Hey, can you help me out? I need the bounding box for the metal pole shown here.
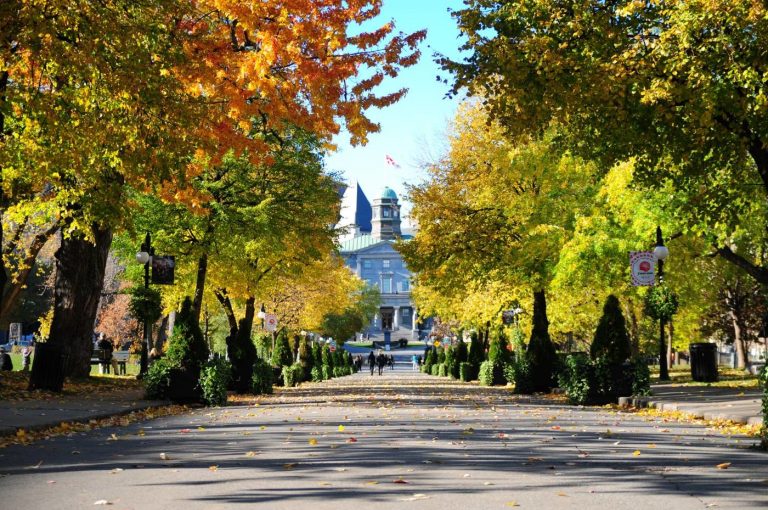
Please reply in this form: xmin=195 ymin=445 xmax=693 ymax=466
xmin=139 ymin=232 xmax=151 ymax=376
xmin=657 ymin=226 xmax=670 ymax=381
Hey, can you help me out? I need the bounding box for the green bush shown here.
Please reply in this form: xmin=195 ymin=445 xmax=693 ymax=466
xmin=200 ymin=358 xmax=233 ymax=406
xmin=468 ymin=332 xmax=484 ymax=368
xmin=459 ymin=362 xmax=474 ymax=382
xmin=758 ymin=364 xmax=767 ymax=449
xmin=128 ymin=286 xmax=162 ymax=324
xmin=502 ymin=362 xmax=516 ymax=387
xmin=510 ymin=356 xmax=535 ymax=394
xmin=438 ymin=363 xmax=448 ymax=377
xmin=558 ymin=353 xmax=592 ymax=405
xmin=424 ymin=348 xmax=436 ymax=372
xmin=632 ymin=358 xmax=652 ymax=397
xmin=591 ymin=295 xmax=631 ymax=365
xmin=251 ymin=358 xmax=274 ymax=395
xmin=455 ymin=340 xmax=468 ymax=363
xmin=311 ymin=366 xmax=323 ymax=382
xmin=448 ymin=361 xmax=460 ymax=379
xmin=282 ymin=364 xmax=298 ymax=388
xmin=437 ymin=347 xmax=446 ymax=364
xmin=165 ymin=297 xmax=209 ymax=376
xmin=144 ymin=358 xmax=179 ymax=400
xmin=478 ymin=360 xmax=495 ymax=386
xmin=322 ymin=364 xmax=332 ymax=380
xmin=525 ymin=292 xmax=556 ymax=393
xmin=430 ymin=364 xmax=439 ymax=376
xmin=321 ymin=344 xmax=333 ymax=368
xmin=272 ymin=332 xmax=293 ymax=368
xmin=254 ymin=334 xmax=272 ymax=361
xmin=311 ymin=342 xmax=323 ymax=367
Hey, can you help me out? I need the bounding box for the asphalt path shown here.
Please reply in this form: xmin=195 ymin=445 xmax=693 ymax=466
xmin=1 ymin=370 xmax=766 ymax=509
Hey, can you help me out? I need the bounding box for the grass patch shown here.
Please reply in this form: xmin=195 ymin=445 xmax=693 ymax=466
xmin=0 ymin=370 xmax=142 ymax=401
xmin=649 ymin=366 xmax=758 ymax=388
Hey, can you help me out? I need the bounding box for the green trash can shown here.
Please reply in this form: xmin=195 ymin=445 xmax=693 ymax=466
xmin=689 ymin=343 xmax=718 ymax=382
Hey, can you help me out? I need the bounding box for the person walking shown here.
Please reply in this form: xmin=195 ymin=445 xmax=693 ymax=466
xmin=21 ymin=347 xmax=31 ymax=371
xmin=411 ymin=354 xmax=419 ymax=371
xmin=376 ymin=352 xmax=386 ymax=376
xmin=368 ymin=350 xmax=375 ymax=376
xmin=388 ymin=354 xmax=394 ymax=370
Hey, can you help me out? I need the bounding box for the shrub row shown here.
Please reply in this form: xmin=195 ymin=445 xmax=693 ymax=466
xmin=557 ymin=354 xmax=650 ymax=405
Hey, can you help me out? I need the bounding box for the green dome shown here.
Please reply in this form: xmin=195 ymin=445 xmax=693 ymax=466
xmin=381 ymin=187 xmax=398 ymax=200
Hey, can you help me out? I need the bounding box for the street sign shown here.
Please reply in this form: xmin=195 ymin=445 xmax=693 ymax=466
xmin=9 ymin=323 xmax=21 ymax=343
xmin=264 ymin=313 xmax=278 ymax=332
xmin=629 ymin=251 xmax=655 ymax=286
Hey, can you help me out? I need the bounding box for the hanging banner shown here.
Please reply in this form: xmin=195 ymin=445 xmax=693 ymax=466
xmin=264 ymin=313 xmax=278 ymax=332
xmin=629 ymin=251 xmax=655 ymax=286
xmin=151 ymin=256 xmax=175 ymax=285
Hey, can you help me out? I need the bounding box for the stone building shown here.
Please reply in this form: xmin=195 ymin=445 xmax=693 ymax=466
xmin=337 ymin=182 xmax=430 ymax=340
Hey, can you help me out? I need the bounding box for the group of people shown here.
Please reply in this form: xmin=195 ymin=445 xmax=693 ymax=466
xmin=367 ymin=351 xmax=394 ymax=375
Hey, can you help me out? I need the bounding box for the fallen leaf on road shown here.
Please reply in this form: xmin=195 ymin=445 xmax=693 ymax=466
xmin=179 ymin=429 xmax=190 ymax=434
xmin=159 ymin=453 xmax=170 ymax=460
xmin=93 ymin=500 xmax=112 ymax=505
xmin=364 ymin=481 xmax=379 ymax=485
xmin=393 ymin=479 xmax=409 ymax=484
xmin=505 ymin=502 xmax=520 ymax=507
xmin=308 ymin=438 xmax=318 ymax=446
xmin=716 ymin=463 xmax=732 ymax=470
xmin=400 ymin=494 xmax=430 ymax=501
xmin=338 ymin=425 xmax=346 ymax=432
xmin=209 ymin=465 xmax=218 ymax=471
xmin=632 ymin=450 xmax=641 ymax=456
xmin=245 ymin=451 xmax=258 ymax=457
xmin=346 ymin=437 xmax=358 ymax=443
xmin=283 ymin=463 xmax=298 ymax=470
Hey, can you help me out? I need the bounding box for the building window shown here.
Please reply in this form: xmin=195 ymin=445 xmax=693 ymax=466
xmin=383 ymin=208 xmax=391 ymax=218
xmin=363 ymin=260 xmax=372 ymax=269
xmin=382 ymin=259 xmax=390 ymax=269
xmin=382 ymin=278 xmax=392 ymax=293
xmin=400 ymin=280 xmax=409 ymax=292
xmin=401 ymin=307 xmax=410 ymax=318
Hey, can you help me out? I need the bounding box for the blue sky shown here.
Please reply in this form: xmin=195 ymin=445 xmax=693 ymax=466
xmin=325 ymin=0 xmax=466 ymax=223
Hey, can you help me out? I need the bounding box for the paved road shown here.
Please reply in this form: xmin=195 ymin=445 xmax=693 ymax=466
xmin=1 ymin=371 xmax=766 ymax=509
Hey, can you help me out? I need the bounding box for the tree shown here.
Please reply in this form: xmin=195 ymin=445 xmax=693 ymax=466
xmin=526 ymin=290 xmax=557 ymax=393
xmin=591 ymin=295 xmax=631 ymax=366
xmin=443 ymin=0 xmax=768 ymax=285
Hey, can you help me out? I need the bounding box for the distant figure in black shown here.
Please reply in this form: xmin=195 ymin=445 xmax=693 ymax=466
xmin=0 ymin=347 xmax=13 ymax=371
xmin=388 ymin=354 xmax=394 ymax=370
xmin=368 ymin=351 xmax=375 ymax=375
xmin=376 ymin=352 xmax=386 ymax=375
xmin=97 ymin=335 xmax=114 ymax=374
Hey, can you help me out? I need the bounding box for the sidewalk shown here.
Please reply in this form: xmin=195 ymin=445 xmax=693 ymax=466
xmin=619 ymin=384 xmax=764 ymax=425
xmin=0 ymin=388 xmax=170 ymax=435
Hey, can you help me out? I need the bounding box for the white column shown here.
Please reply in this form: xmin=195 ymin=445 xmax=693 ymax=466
xmin=394 ymin=306 xmax=400 ymax=330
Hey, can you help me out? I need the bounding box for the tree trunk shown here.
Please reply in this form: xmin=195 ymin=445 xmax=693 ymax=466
xmin=667 ymin=320 xmax=674 ymax=368
xmin=191 ymin=253 xmax=208 ymax=325
xmin=729 ymin=310 xmax=748 ymax=369
xmin=29 ymin=226 xmax=113 ymax=390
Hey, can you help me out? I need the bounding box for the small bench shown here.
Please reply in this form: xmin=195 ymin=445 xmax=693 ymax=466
xmin=90 ymin=349 xmax=129 ymax=375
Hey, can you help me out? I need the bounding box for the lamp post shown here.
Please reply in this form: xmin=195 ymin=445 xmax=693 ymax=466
xmin=654 ymin=226 xmax=670 ymax=381
xmin=135 ymin=232 xmax=154 ymax=376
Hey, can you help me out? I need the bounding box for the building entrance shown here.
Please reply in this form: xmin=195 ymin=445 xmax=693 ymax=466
xmin=380 ymin=308 xmax=394 ymax=330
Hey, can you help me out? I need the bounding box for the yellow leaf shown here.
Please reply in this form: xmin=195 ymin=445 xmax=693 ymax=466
xmin=209 ymin=465 xmax=218 ymax=471
xmin=505 ymin=502 xmax=520 ymax=507
xmin=338 ymin=425 xmax=346 ymax=432
xmin=716 ymin=462 xmax=731 ymax=470
xmin=632 ymin=450 xmax=641 ymax=456
xmin=309 ymin=438 xmax=318 ymax=446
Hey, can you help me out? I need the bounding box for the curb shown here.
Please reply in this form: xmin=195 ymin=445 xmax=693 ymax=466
xmin=618 ymin=395 xmax=763 ymax=426
xmin=0 ymin=400 xmax=175 ymax=438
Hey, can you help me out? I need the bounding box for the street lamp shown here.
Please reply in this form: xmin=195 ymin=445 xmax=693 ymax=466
xmin=654 ymin=226 xmax=670 ymax=381
xmin=135 ymin=232 xmax=154 ymax=376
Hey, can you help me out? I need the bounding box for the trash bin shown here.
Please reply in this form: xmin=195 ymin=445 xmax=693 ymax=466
xmin=28 ymin=342 xmax=67 ymax=392
xmin=689 ymin=343 xmax=718 ymax=382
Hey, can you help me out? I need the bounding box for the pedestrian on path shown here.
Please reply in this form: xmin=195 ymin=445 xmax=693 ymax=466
xmin=388 ymin=354 xmax=394 ymax=370
xmin=376 ymin=352 xmax=386 ymax=375
xmin=368 ymin=351 xmax=375 ymax=376
xmin=21 ymin=347 xmax=31 ymax=372
xmin=411 ymin=354 xmax=419 ymax=371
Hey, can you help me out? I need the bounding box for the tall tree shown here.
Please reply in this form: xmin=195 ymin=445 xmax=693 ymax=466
xmin=444 ymin=0 xmax=768 ymax=284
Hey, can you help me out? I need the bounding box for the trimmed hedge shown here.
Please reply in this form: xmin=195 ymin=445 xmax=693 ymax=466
xmin=282 ymin=363 xmax=304 ymax=388
xmin=200 ymin=357 xmax=233 ymax=406
xmin=144 ymin=358 xmax=178 ymax=400
xmin=478 ymin=361 xmax=494 ymax=386
xmin=459 ymin=362 xmax=474 ymax=382
xmin=322 ymin=364 xmax=331 ymax=381
xmin=311 ymin=366 xmax=323 ymax=382
xmin=558 ymin=353 xmax=648 ymax=405
xmin=251 ymin=358 xmax=274 ymax=395
xmin=430 ymin=364 xmax=440 ymax=376
xmin=438 ymin=363 xmax=448 ymax=377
